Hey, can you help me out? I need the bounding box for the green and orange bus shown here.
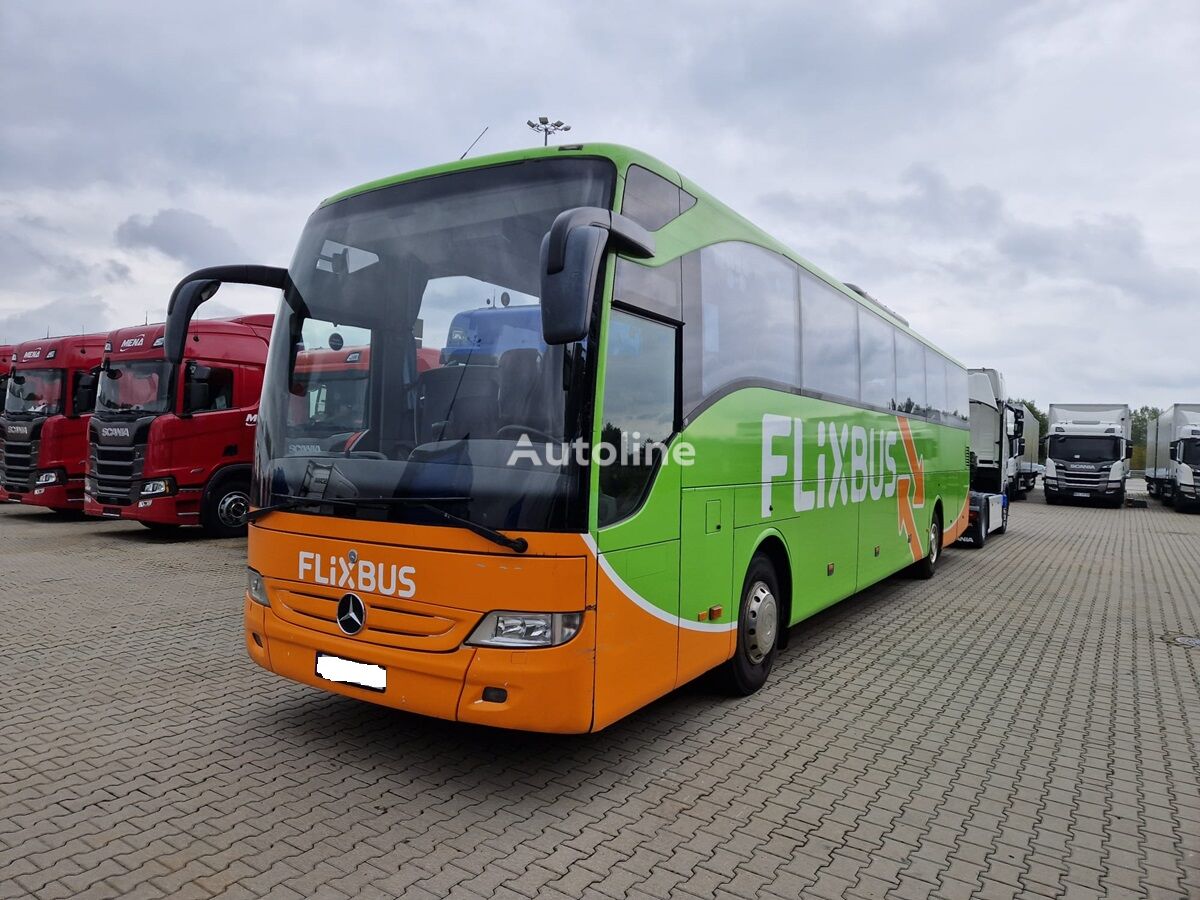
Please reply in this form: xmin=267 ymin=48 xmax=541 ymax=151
xmin=165 ymin=144 xmax=970 ymax=733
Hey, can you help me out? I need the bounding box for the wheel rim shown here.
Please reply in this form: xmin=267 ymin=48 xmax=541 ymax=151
xmin=929 ymin=521 xmax=940 ymax=563
xmin=217 ymin=490 xmax=250 ymax=528
xmin=744 ymin=581 xmax=778 ymax=665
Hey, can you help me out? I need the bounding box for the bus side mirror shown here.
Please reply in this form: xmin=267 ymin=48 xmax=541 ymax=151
xmin=539 ymin=207 xmax=654 ymax=345
xmin=71 ymin=371 xmax=98 ymax=417
xmin=165 ymin=265 xmax=289 ymax=364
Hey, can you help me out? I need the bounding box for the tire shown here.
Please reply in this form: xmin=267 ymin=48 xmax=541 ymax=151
xmin=720 ymin=554 xmax=781 ymax=696
xmin=1174 ymin=487 xmax=1192 ymax=513
xmin=1045 ymin=492 xmax=1059 ymax=506
xmin=972 ymin=507 xmax=988 ymax=549
xmin=912 ymin=509 xmax=942 ymax=580
xmin=1111 ymin=488 xmax=1126 ymax=509
xmin=201 ymin=475 xmax=251 ymax=538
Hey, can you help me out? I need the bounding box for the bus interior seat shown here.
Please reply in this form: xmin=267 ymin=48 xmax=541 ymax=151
xmin=498 ymin=348 xmax=548 ymax=434
xmin=417 ymin=364 xmax=499 ymax=442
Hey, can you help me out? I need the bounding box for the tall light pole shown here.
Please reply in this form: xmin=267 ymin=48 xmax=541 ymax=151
xmin=527 ymin=116 xmax=571 ymax=146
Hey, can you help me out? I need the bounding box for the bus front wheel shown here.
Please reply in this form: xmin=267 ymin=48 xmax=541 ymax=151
xmin=721 ymin=555 xmax=780 ymax=696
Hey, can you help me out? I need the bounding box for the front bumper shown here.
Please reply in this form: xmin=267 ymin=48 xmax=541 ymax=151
xmin=11 ymin=478 xmax=83 ymax=511
xmin=84 ymin=488 xmax=201 ymax=524
xmin=244 ymin=595 xmax=597 ymax=734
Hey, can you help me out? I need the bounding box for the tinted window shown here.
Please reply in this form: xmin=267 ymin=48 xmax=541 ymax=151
xmin=699 ymin=242 xmax=799 ymax=395
xmin=858 ymin=309 xmax=896 ymax=410
xmin=185 ymin=364 xmax=235 ymax=413
xmin=895 ymin=332 xmax=926 ymax=415
xmin=598 ymin=311 xmax=676 ymax=526
xmin=924 ymin=350 xmax=948 ymax=418
xmin=614 ymin=256 xmax=682 ymax=320
xmin=621 ymin=165 xmax=695 ymax=232
xmin=800 ymin=271 xmax=858 ymax=400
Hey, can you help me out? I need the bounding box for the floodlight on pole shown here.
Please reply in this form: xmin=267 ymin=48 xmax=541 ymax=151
xmin=527 ymin=116 xmax=572 ymax=146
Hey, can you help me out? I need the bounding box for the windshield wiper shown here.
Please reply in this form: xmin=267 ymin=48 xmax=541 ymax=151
xmin=247 ymin=494 xmax=529 ymax=553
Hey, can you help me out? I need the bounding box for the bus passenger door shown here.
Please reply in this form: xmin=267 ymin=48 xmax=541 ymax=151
xmin=592 ymin=309 xmax=682 ymax=730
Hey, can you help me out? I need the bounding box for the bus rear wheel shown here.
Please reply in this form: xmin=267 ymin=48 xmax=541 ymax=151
xmin=721 ymin=555 xmax=780 ymax=696
xmin=913 ymin=510 xmax=942 ymax=579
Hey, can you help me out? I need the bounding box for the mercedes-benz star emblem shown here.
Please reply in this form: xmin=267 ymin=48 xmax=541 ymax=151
xmin=336 ymin=593 xmax=366 ymax=635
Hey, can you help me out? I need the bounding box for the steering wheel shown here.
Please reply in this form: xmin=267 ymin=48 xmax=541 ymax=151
xmin=496 ymin=425 xmax=559 ymax=444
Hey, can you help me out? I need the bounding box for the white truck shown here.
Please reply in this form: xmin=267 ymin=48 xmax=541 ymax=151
xmin=1016 ymin=402 xmax=1041 ymax=493
xmin=1145 ymin=405 xmax=1200 ymax=512
xmin=962 ymin=368 xmax=1023 ymax=546
xmin=1043 ymin=403 xmax=1131 ymax=507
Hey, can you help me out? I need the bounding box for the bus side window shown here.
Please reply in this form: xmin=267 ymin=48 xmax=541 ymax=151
xmin=598 ymin=310 xmax=677 ymax=527
xmin=895 ymin=332 xmax=927 ymax=415
xmin=800 ymin=271 xmax=858 ymax=401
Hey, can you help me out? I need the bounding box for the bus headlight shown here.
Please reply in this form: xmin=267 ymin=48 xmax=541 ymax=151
xmin=247 ymin=568 xmax=269 ymax=606
xmin=466 ymin=611 xmax=583 ymax=648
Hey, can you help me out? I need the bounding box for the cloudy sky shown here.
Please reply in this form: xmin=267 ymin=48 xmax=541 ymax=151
xmin=2 ymin=0 xmax=1198 ymax=407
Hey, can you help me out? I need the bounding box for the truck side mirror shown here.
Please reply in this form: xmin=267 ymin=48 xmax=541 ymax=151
xmin=71 ymin=370 xmax=98 ymax=417
xmin=1169 ymin=444 xmax=1177 ymax=461
xmin=165 ymin=265 xmax=288 ymax=364
xmin=1017 ymin=437 xmax=1026 ymax=456
xmin=1012 ymin=409 xmax=1025 ymax=438
xmin=539 ymin=207 xmax=654 ymax=345
xmin=1124 ymin=441 xmax=1133 ymax=461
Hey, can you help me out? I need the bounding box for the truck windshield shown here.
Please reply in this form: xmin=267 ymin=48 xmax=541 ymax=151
xmin=255 ymin=157 xmax=616 ymax=533
xmin=1049 ymin=435 xmax=1121 ymax=462
xmin=1181 ymin=440 xmax=1200 ymax=467
xmin=96 ymin=360 xmax=174 ymax=415
xmin=4 ymin=369 xmax=64 ymax=416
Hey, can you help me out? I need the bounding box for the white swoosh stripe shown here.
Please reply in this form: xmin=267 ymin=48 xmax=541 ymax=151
xmin=583 ymin=534 xmax=737 ymax=634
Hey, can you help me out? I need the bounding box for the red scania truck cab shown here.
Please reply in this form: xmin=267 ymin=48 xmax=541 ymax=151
xmin=0 ymin=345 xmax=12 ymax=502
xmin=84 ymin=315 xmax=273 ymax=536
xmin=1 ymin=333 xmax=106 ymax=512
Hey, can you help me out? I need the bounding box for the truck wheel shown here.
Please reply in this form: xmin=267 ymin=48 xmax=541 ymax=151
xmin=202 ymin=475 xmax=251 ymax=538
xmin=995 ymin=500 xmax=1009 ymax=535
xmin=912 ymin=510 xmax=942 ymax=580
xmin=1112 ymin=488 xmax=1126 ymax=509
xmin=720 ymin=554 xmax=781 ymax=696
xmin=972 ymin=507 xmax=988 ymax=548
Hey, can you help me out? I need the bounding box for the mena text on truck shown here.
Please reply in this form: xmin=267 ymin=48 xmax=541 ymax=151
xmin=1043 ymin=403 xmax=1131 ymax=507
xmin=1 ymin=334 xmax=105 ymax=512
xmin=163 ymin=145 xmax=971 ymax=733
xmin=84 ymin=315 xmax=274 ymax=535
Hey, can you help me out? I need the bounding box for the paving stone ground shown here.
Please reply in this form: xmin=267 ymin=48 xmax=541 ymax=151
xmin=1 ymin=484 xmax=1198 ymax=900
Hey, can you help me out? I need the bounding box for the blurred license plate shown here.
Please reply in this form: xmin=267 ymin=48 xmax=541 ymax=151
xmin=315 ymin=654 xmax=385 ymax=691
xmin=1073 ymin=492 xmax=1089 ymax=498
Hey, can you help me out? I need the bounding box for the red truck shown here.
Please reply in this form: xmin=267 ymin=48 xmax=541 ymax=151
xmin=1 ymin=334 xmax=106 ymax=513
xmin=84 ymin=315 xmax=273 ymax=536
xmin=0 ymin=345 xmax=13 ymax=502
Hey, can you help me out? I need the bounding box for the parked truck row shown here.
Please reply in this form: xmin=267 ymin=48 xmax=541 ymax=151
xmin=1145 ymin=405 xmax=1200 ymax=512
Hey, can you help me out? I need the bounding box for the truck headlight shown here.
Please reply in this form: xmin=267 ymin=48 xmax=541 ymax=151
xmin=35 ymin=471 xmax=60 ymax=485
xmin=140 ymin=479 xmax=171 ymax=496
xmin=247 ymin=568 xmax=269 ymax=606
xmin=466 ymin=611 xmax=583 ymax=648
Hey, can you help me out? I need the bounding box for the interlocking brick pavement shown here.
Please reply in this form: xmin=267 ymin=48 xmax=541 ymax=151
xmin=1 ymin=485 xmax=1198 ymax=899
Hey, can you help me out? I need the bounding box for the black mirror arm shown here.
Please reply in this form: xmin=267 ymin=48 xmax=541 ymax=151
xmin=164 ymin=265 xmax=288 ymax=365
xmin=544 ymin=207 xmax=654 ymax=275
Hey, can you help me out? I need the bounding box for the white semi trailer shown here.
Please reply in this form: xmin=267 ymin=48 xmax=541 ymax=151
xmin=1146 ymin=405 xmax=1200 ymax=512
xmin=962 ymin=368 xmax=1022 ymax=545
xmin=1016 ymin=402 xmax=1041 ymax=493
xmin=1044 ymin=403 xmax=1132 ymax=507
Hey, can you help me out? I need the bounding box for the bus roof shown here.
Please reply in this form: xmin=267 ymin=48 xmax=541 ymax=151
xmin=319 ymin=143 xmax=962 ymax=367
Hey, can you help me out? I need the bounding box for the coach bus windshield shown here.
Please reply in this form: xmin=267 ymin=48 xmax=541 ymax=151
xmin=5 ymin=369 xmax=65 ymax=417
xmin=255 ymin=157 xmax=615 ymax=533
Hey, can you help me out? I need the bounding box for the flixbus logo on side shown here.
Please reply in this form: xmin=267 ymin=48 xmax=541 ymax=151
xmin=297 ymin=550 xmax=417 ymax=598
